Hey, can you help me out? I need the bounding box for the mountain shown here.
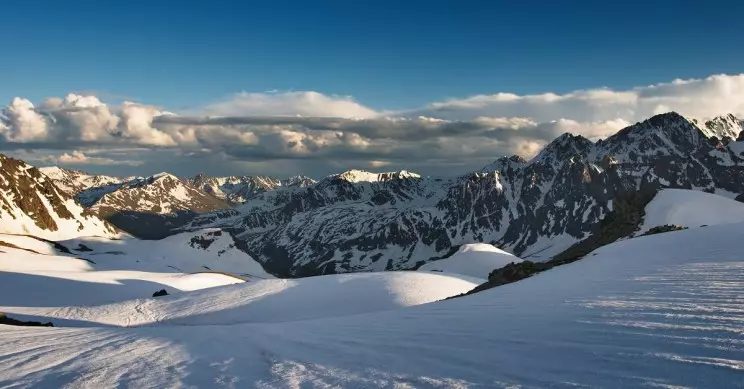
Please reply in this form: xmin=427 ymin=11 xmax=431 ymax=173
xmin=178 ymin=112 xmax=744 ymax=277
xmin=38 ymin=166 xmax=135 ymax=206
xmin=37 ymin=167 xmax=126 ymax=198
xmin=0 ymin=154 xmax=119 ymax=240
xmin=86 ymin=173 xmax=231 ymax=239
xmin=187 ymin=173 xmax=316 ymax=203
xmin=690 ymin=113 xmax=743 ymax=141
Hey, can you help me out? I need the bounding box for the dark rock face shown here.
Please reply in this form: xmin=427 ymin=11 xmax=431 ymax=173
xmin=172 ymin=112 xmax=744 ymax=278
xmin=0 ymin=154 xmax=117 ymax=237
xmin=152 ymin=289 xmax=169 ymax=297
xmin=641 ymin=225 xmax=688 ymax=236
xmin=0 ymin=312 xmax=53 ymax=327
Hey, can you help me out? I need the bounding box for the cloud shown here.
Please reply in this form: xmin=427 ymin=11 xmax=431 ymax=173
xmin=412 ymin=73 xmax=744 ymax=123
xmin=1 ymin=74 xmax=743 ymax=178
xmin=195 ymin=91 xmax=379 ymax=118
xmin=41 ymin=151 xmax=144 ymax=166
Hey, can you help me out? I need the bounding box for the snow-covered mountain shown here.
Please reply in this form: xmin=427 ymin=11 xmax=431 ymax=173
xmin=187 ymin=173 xmax=316 ymax=203
xmin=690 ymin=113 xmax=743 ymax=140
xmin=0 ymin=154 xmax=119 ymax=240
xmin=177 ymin=112 xmax=744 ymax=277
xmin=37 ymin=167 xmax=127 ymax=199
xmin=83 ymin=173 xmax=230 ymax=238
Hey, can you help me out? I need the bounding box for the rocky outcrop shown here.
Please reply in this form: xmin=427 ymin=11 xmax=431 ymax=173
xmin=0 ymin=154 xmax=118 ymax=239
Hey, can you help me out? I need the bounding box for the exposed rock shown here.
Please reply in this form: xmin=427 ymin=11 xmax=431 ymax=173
xmin=187 ymin=173 xmax=316 ymax=203
xmin=0 ymin=312 xmax=54 ymax=327
xmin=152 ymin=289 xmax=169 ymax=297
xmin=641 ymin=225 xmax=688 ymax=236
xmin=0 ymin=154 xmax=118 ymax=239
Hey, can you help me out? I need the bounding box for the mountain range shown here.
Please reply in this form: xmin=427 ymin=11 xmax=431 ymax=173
xmin=1 ymin=111 xmax=743 ymax=277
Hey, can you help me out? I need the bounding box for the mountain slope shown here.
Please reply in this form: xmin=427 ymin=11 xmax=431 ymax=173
xmin=180 ymin=112 xmax=744 ymax=277
xmin=0 ymin=154 xmax=118 ymax=240
xmin=86 ymin=173 xmax=230 ymax=238
xmin=639 ymin=188 xmax=744 ymax=233
xmin=188 ymin=173 xmax=316 ymax=203
xmin=417 ymin=243 xmax=523 ymax=279
xmin=37 ymin=166 xmax=127 ymax=201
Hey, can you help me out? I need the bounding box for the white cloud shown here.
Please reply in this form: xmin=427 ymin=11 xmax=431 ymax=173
xmin=41 ymin=151 xmax=144 ymax=166
xmin=369 ymin=160 xmax=392 ymax=168
xmin=1 ymin=74 xmax=743 ymax=177
xmin=412 ymin=73 xmax=744 ymax=123
xmin=197 ymin=91 xmax=379 ymax=119
xmin=0 ymin=98 xmax=49 ymax=142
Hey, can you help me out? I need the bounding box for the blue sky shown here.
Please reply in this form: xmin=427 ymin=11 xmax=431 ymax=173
xmin=3 ymin=0 xmax=743 ymax=110
xmin=2 ymin=0 xmax=744 ymax=178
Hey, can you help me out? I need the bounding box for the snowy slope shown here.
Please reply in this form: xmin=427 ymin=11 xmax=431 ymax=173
xmin=639 ymin=189 xmax=744 ymax=233
xmin=0 ymin=246 xmax=244 ymax=306
xmin=90 ymin=172 xmax=229 ymax=216
xmin=1 ymin=221 xmax=743 ymax=387
xmin=418 ymin=243 xmax=522 ymax=279
xmin=0 ymin=154 xmax=119 ymax=240
xmin=3 ymin=272 xmax=480 ymax=327
xmin=38 ymin=166 xmax=127 ymax=201
xmin=57 ymin=229 xmax=275 ymax=278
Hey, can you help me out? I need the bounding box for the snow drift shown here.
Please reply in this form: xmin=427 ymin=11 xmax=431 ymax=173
xmin=418 ymin=243 xmax=522 ymax=279
xmin=640 ymin=188 xmax=744 ymax=233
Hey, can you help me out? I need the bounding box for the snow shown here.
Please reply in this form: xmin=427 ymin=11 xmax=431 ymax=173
xmin=0 ymin=246 xmax=244 ymax=306
xmin=418 ymin=243 xmax=521 ymax=279
xmin=332 ymin=169 xmax=421 ymax=183
xmin=2 ymin=272 xmax=480 ymax=327
xmin=640 ymin=189 xmax=744 ymax=233
xmin=1 ymin=222 xmax=743 ymax=387
xmin=0 ymin=195 xmax=117 ymax=240
xmin=0 ymin=234 xmax=61 ymax=255
xmin=61 ymin=229 xmax=275 ymax=279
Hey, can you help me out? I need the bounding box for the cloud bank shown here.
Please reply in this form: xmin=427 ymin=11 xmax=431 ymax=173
xmin=1 ymin=74 xmax=743 ymax=177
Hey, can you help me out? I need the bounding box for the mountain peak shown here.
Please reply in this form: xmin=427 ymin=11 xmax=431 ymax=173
xmin=697 ymin=113 xmax=742 ymax=140
xmin=481 ymin=155 xmax=527 ymax=173
xmin=531 ymin=132 xmax=593 ymax=166
xmin=334 ymin=169 xmax=421 ymax=183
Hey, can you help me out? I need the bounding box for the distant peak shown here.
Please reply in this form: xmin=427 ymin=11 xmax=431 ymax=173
xmin=531 ymin=133 xmax=593 ymax=165
xmin=481 ymin=155 xmax=527 ymax=173
xmin=698 ymin=113 xmax=742 ymax=140
xmin=334 ymin=169 xmax=421 ymax=183
xmin=151 ymin=172 xmax=176 ymax=180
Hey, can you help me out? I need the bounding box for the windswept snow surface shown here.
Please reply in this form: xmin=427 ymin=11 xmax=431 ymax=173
xmin=2 ymin=272 xmax=480 ymax=327
xmin=2 ymin=223 xmax=744 ymax=387
xmin=640 ymin=189 xmax=744 ymax=233
xmin=0 ymin=246 xmax=244 ymax=306
xmin=418 ymin=243 xmax=522 ymax=279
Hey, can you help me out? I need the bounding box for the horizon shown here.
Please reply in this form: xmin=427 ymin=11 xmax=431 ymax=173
xmin=2 ymin=1 xmax=744 ymax=178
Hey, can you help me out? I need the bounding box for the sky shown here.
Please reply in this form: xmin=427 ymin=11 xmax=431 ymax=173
xmin=2 ymin=0 xmax=744 ymax=178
